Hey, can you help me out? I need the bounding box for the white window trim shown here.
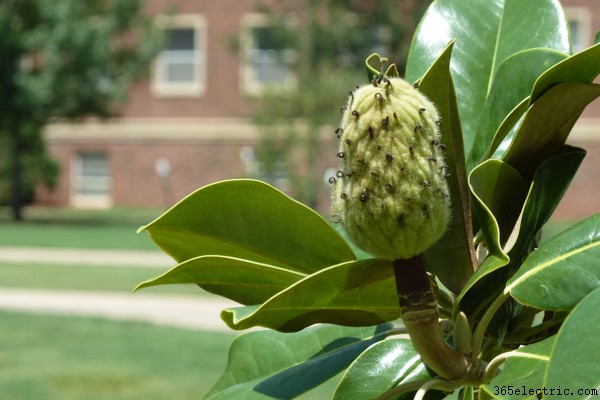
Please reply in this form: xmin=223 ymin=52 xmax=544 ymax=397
xmin=564 ymin=6 xmax=592 ymax=53
xmin=152 ymin=14 xmax=207 ymax=98
xmin=70 ymin=152 xmax=112 ymax=209
xmin=240 ymin=13 xmax=297 ymax=96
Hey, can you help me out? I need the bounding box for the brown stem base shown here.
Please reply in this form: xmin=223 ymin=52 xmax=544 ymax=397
xmin=393 ymin=257 xmax=485 ymax=385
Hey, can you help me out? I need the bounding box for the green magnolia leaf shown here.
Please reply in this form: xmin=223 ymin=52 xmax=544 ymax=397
xmin=469 ymin=49 xmax=567 ymax=168
xmin=453 ymin=160 xmax=526 ymax=315
xmin=488 ymin=44 xmax=600 ymax=161
xmin=205 ymin=323 xmax=393 ymax=400
xmin=508 ymin=213 xmax=600 ymax=310
xmin=333 ymin=339 xmax=433 ymax=400
xmin=455 ymin=150 xmax=584 ymax=316
xmin=470 ymin=160 xmax=527 ymax=249
xmin=139 ymin=179 xmax=355 ymax=274
xmin=531 ymin=42 xmax=600 ymax=103
xmin=221 ymin=259 xmax=398 ymax=332
xmin=418 ymin=40 xmax=475 ymax=294
xmin=406 ymin=0 xmax=570 ymax=159
xmin=502 ymin=82 xmax=600 ymax=179
xmin=134 ymin=255 xmax=305 ymax=305
xmin=479 ymin=336 xmax=555 ymax=399
xmin=544 ymin=287 xmax=600 ymax=396
xmin=506 ymin=148 xmax=586 ymax=263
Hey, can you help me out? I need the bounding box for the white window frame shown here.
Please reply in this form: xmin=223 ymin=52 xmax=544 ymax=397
xmin=564 ymin=7 xmax=592 ymax=54
xmin=152 ymin=14 xmax=207 ymax=98
xmin=71 ymin=152 xmax=112 ymax=208
xmin=240 ymin=13 xmax=297 ymax=95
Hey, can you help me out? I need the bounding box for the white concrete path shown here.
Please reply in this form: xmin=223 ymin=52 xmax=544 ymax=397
xmin=0 ymin=246 xmax=173 ymax=267
xmin=0 ymin=246 xmax=243 ymax=332
xmin=0 ymin=287 xmax=239 ymax=331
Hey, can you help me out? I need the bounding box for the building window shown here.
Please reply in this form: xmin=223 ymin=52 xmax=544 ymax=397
xmin=241 ymin=14 xmax=296 ymax=95
xmin=71 ymin=152 xmax=111 ymax=208
xmin=152 ymin=15 xmax=206 ymax=97
xmin=565 ymin=7 xmax=592 ymax=54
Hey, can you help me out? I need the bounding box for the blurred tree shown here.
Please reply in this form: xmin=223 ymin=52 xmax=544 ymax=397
xmin=0 ymin=0 xmax=163 ymax=220
xmin=244 ymin=0 xmax=431 ymax=208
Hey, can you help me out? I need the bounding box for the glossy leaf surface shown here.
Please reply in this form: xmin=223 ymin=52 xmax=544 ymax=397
xmin=469 ymin=49 xmax=567 ymax=167
xmin=140 ymin=179 xmax=355 ymax=274
xmin=488 ymin=44 xmax=600 ymax=162
xmin=544 ymin=287 xmax=600 ymax=396
xmin=508 ymin=213 xmax=600 ymax=310
xmin=205 ymin=324 xmax=393 ymax=400
xmin=134 ymin=255 xmax=305 ymax=305
xmin=505 ymin=148 xmax=585 ymax=263
xmin=221 ymin=259 xmax=398 ymax=332
xmin=333 ymin=339 xmax=433 ymax=400
xmin=502 ymin=82 xmax=600 ymax=179
xmin=531 ymin=42 xmax=600 ymax=103
xmin=418 ymin=41 xmax=475 ymax=294
xmin=469 ymin=160 xmax=527 ymax=249
xmin=479 ymin=336 xmax=555 ymax=399
xmin=406 ymin=0 xmax=570 ymax=158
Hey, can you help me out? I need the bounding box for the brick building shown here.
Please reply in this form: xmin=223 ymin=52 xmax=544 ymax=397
xmin=37 ymin=0 xmax=600 ymax=218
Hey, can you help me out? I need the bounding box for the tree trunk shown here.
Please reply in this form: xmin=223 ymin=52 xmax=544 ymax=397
xmin=10 ymin=125 xmax=23 ymax=221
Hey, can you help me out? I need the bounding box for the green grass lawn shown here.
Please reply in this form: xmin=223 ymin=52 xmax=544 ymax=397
xmin=0 ymin=262 xmax=205 ymax=295
xmin=0 ymin=207 xmax=162 ymax=250
xmin=0 ymin=311 xmax=339 ymax=400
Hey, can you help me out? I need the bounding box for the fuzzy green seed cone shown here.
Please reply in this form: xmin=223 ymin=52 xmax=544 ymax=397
xmin=332 ymin=77 xmax=449 ymax=260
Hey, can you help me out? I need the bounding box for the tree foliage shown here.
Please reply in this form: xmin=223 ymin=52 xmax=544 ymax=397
xmin=0 ymin=0 xmax=162 ymax=218
xmin=245 ymin=0 xmax=430 ymax=207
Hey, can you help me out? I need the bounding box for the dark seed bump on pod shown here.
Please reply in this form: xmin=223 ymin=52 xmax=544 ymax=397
xmin=340 ymin=192 xmax=348 ymax=199
xmin=375 ymin=92 xmax=384 ymax=101
xmin=328 ymin=177 xmax=336 ymax=184
xmin=345 ymin=171 xmax=353 ymax=178
xmin=413 ymin=82 xmax=419 ymax=89
xmin=382 ymin=77 xmax=390 ymax=84
xmin=368 ymin=126 xmax=375 ymax=139
xmin=436 ymin=120 xmax=442 ymax=127
xmin=393 ymin=112 xmax=399 ymax=121
xmin=428 ymin=157 xmax=437 ymax=163
xmin=376 ymin=145 xmax=382 ymax=151
xmin=352 ymin=110 xmax=360 ymax=119
xmin=359 ymin=192 xmax=369 ymax=202
xmin=439 ymin=144 xmax=446 ymax=151
xmin=384 ymin=183 xmax=394 ymax=193
xmin=345 ymin=139 xmax=352 ymax=145
xmin=386 ymin=154 xmax=393 ymax=162
xmin=419 ymin=107 xmax=426 ymax=113
xmin=335 ymin=127 xmax=343 ymax=134
xmin=357 ymin=159 xmax=366 ymax=164
xmin=385 ymin=89 xmax=391 ymax=96
xmin=331 ymin=214 xmax=342 ymax=223
xmin=397 ymin=213 xmax=406 ymax=225
xmin=382 ymin=116 xmax=389 ymax=126
xmin=430 ymin=140 xmax=439 ymax=146
xmin=414 ymin=125 xmax=422 ymax=133
xmin=422 ymin=204 xmax=429 ymax=218
xmin=340 ymin=106 xmax=346 ymax=113
xmin=337 ymin=152 xmax=345 ymax=158
xmin=409 ymin=146 xmax=414 ymax=157
xmin=371 ymin=77 xmax=379 ymax=87
xmin=336 ymin=170 xmax=345 ymax=178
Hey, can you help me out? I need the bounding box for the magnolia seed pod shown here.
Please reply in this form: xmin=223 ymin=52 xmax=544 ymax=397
xmin=332 ymin=77 xmax=449 ymax=260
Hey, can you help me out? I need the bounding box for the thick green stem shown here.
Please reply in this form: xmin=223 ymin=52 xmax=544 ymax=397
xmin=393 ymin=257 xmax=486 ymax=385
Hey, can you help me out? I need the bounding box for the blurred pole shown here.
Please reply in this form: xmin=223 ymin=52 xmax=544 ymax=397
xmin=155 ymin=157 xmax=172 ymax=208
